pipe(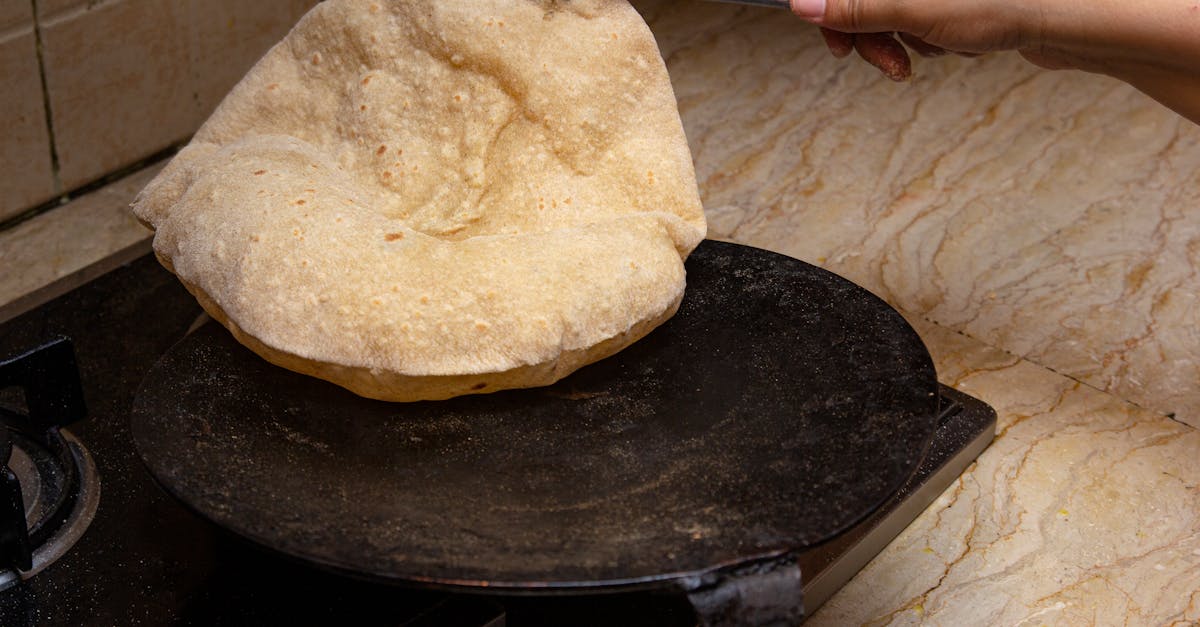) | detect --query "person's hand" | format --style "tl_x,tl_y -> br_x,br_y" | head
789,0 -> 1200,123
